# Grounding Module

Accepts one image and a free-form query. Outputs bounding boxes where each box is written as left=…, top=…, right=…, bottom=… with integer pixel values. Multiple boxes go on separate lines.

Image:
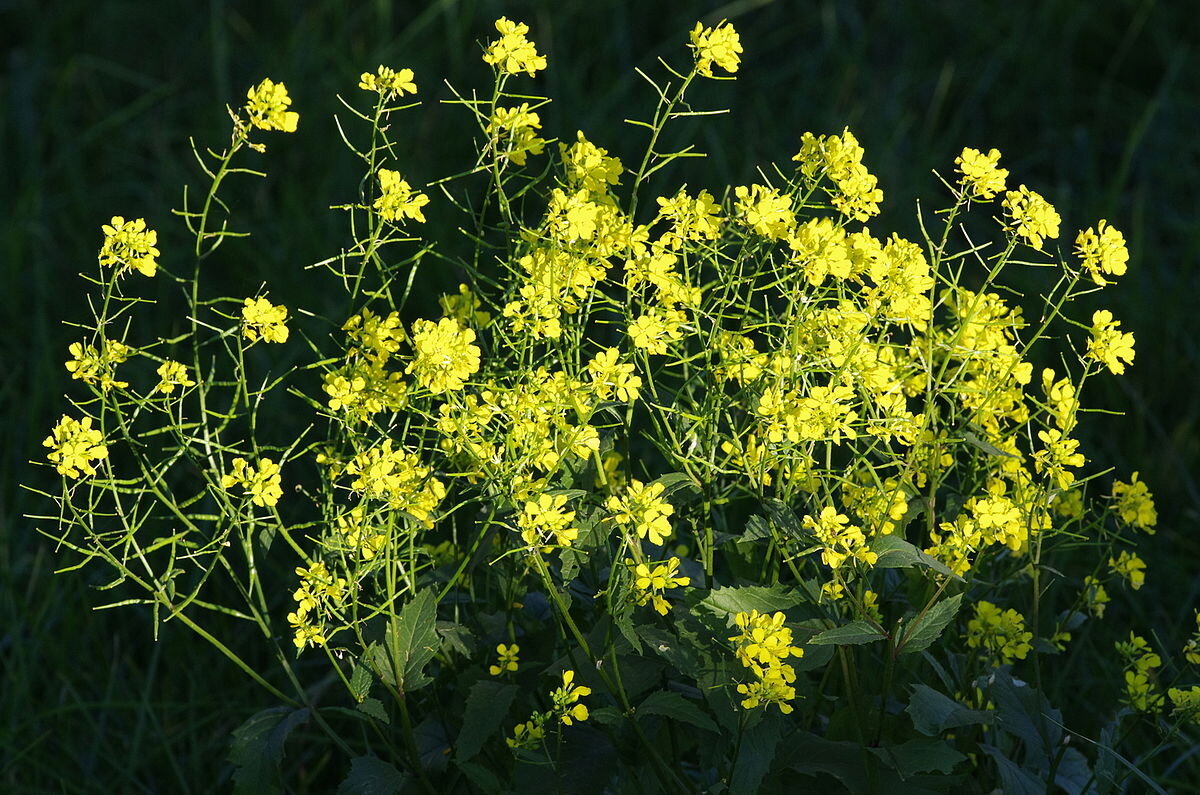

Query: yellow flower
left=487, top=104, right=546, bottom=166
left=1111, top=472, right=1157, bottom=533
left=587, top=347, right=642, bottom=402
left=358, top=65, right=417, bottom=98
left=630, top=556, right=690, bottom=615
left=733, top=184, right=794, bottom=240
left=99, top=216, right=159, bottom=277
left=155, top=360, right=195, bottom=394
left=244, top=78, right=299, bottom=133
left=1003, top=185, right=1060, bottom=250
left=1075, top=220, right=1129, bottom=285
left=967, top=601, right=1032, bottom=665
left=241, top=297, right=289, bottom=343
left=65, top=340, right=132, bottom=392
left=220, top=456, right=283, bottom=507
left=606, top=480, right=674, bottom=547
left=954, top=147, right=1008, bottom=200
left=407, top=317, right=481, bottom=394
left=373, top=168, right=430, bottom=223
left=1109, top=550, right=1147, bottom=591
left=482, top=17, right=546, bottom=76
left=43, top=414, right=109, bottom=479
left=689, top=20, right=742, bottom=77
left=1086, top=309, right=1135, bottom=375
left=518, top=493, right=578, bottom=551
left=489, top=643, right=520, bottom=676
left=550, top=670, right=591, bottom=725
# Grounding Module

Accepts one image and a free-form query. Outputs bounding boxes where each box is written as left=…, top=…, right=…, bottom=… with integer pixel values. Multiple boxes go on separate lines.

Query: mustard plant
left=31, top=17, right=1197, bottom=793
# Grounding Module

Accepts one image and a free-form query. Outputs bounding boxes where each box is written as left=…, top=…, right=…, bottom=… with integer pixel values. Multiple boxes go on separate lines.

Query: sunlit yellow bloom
left=43, top=414, right=108, bottom=479
left=244, top=78, right=298, bottom=133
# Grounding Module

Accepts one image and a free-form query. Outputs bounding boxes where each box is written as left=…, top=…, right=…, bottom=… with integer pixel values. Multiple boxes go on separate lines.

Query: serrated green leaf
left=637, top=690, right=717, bottom=733
left=870, top=534, right=962, bottom=580
left=979, top=744, right=1043, bottom=795
left=730, top=712, right=782, bottom=795
left=762, top=498, right=811, bottom=541
left=907, top=684, right=992, bottom=736
left=870, top=738, right=965, bottom=777
left=899, top=593, right=963, bottom=655
left=742, top=514, right=771, bottom=542
left=589, top=706, right=624, bottom=726
left=696, top=585, right=803, bottom=618
left=637, top=624, right=703, bottom=678
left=456, top=760, right=502, bottom=793
left=385, top=589, right=439, bottom=694
left=356, top=697, right=389, bottom=724
left=349, top=662, right=372, bottom=702
left=455, top=680, right=518, bottom=763
left=336, top=755, right=407, bottom=795
left=436, top=620, right=475, bottom=659
left=228, top=707, right=309, bottom=795
left=806, top=620, right=886, bottom=646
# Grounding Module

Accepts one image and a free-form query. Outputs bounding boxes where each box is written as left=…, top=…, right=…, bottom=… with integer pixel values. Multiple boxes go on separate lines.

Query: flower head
left=1086, top=309, right=1135, bottom=375
left=550, top=670, right=592, bottom=725
left=482, top=17, right=547, bottom=76
left=489, top=643, right=520, bottom=676
left=99, top=216, right=159, bottom=277
left=44, top=415, right=109, bottom=479
left=220, top=456, right=283, bottom=507
left=1075, top=220, right=1129, bottom=286
left=374, top=168, right=430, bottom=224
left=1003, top=185, right=1060, bottom=250
left=1111, top=473, right=1157, bottom=533
left=955, top=147, right=1008, bottom=200
left=967, top=601, right=1032, bottom=665
left=407, top=317, right=481, bottom=394
left=241, top=297, right=289, bottom=343
left=689, top=20, right=742, bottom=77
left=155, top=360, right=195, bottom=394
left=244, top=78, right=299, bottom=133
left=358, top=65, right=417, bottom=99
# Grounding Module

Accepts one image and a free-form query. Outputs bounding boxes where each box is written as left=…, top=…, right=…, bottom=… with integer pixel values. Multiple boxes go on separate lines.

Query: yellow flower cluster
left=65, top=339, right=132, bottom=392
left=1033, top=428, right=1086, bottom=490
left=1183, top=612, right=1200, bottom=666
left=1086, top=309, right=1136, bottom=375
left=549, top=670, right=591, bottom=725
left=344, top=440, right=445, bottom=526
left=155, top=359, right=195, bottom=394
left=802, top=506, right=878, bottom=572
left=606, top=479, right=674, bottom=547
left=561, top=131, right=623, bottom=194
left=793, top=129, right=883, bottom=221
left=487, top=103, right=546, bottom=166
left=220, top=456, right=283, bottom=507
left=733, top=184, right=794, bottom=240
left=966, top=601, right=1032, bottom=666
left=99, top=216, right=159, bottom=277
left=518, top=492, right=578, bottom=552
left=287, top=561, right=347, bottom=650
left=1111, top=473, right=1158, bottom=533
left=1082, top=575, right=1111, bottom=618
left=407, top=317, right=481, bottom=394
left=1116, top=632, right=1163, bottom=712
left=1168, top=686, right=1200, bottom=724
left=1002, top=185, right=1060, bottom=250
left=1109, top=550, right=1147, bottom=591
left=373, top=168, right=430, bottom=224
left=439, top=283, right=492, bottom=328
left=358, top=65, right=417, bottom=99
left=655, top=188, right=723, bottom=249
left=688, top=20, right=742, bottom=78
left=629, top=556, right=690, bottom=615
left=586, top=348, right=642, bottom=402
left=44, top=414, right=109, bottom=479
left=241, top=297, right=289, bottom=343
left=244, top=78, right=299, bottom=133
left=1075, top=220, right=1129, bottom=286
left=323, top=309, right=409, bottom=423
left=730, top=610, right=804, bottom=714
left=333, top=504, right=387, bottom=560
left=954, top=147, right=1008, bottom=200
left=482, top=17, right=546, bottom=77
left=757, top=381, right=859, bottom=445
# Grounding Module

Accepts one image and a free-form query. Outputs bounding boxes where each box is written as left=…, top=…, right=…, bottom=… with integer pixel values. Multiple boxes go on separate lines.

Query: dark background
left=3, top=0, right=1198, bottom=790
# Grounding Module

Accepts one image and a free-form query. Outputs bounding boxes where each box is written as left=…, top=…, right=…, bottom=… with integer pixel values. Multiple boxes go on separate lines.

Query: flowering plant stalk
left=31, top=17, right=1198, bottom=792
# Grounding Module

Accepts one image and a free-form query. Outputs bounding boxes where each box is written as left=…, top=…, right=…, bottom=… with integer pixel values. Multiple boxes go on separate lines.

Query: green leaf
left=456, top=760, right=502, bottom=794
left=436, top=620, right=475, bottom=659
left=907, top=684, right=992, bottom=736
left=589, top=706, right=624, bottom=726
left=336, top=755, right=407, bottom=795
left=228, top=707, right=309, bottom=795
left=385, top=589, right=439, bottom=695
left=871, top=534, right=962, bottom=580
left=763, top=498, right=811, bottom=541
left=349, top=661, right=372, bottom=702
left=455, top=680, right=518, bottom=763
left=730, top=712, right=782, bottom=795
left=637, top=624, right=704, bottom=678
left=962, top=425, right=1019, bottom=458
left=742, top=514, right=772, bottom=542
left=355, top=697, right=389, bottom=724
left=979, top=744, right=1043, bottom=795
left=806, top=620, right=886, bottom=646
left=696, top=584, right=803, bottom=619
left=652, top=472, right=700, bottom=500
left=899, top=593, right=963, bottom=655
left=870, top=738, right=965, bottom=777
left=636, top=690, right=717, bottom=733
